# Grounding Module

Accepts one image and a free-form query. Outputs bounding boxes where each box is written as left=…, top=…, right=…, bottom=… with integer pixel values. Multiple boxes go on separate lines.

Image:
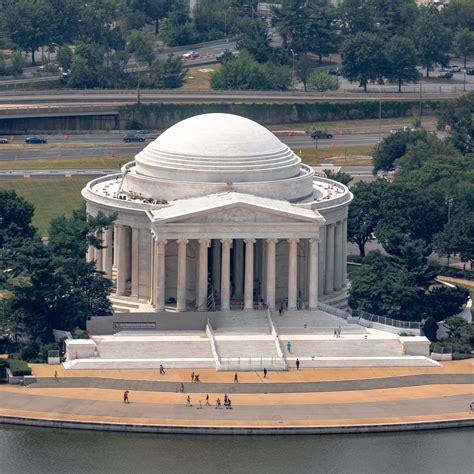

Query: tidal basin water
left=0, top=425, right=472, bottom=474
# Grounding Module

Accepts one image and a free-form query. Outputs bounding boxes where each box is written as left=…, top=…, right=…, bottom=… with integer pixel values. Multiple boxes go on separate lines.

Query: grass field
left=181, top=64, right=220, bottom=90
left=0, top=155, right=131, bottom=170
left=297, top=145, right=374, bottom=166
left=0, top=178, right=89, bottom=236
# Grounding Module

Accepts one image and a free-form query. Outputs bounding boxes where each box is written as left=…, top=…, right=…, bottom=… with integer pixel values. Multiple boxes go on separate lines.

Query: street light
left=445, top=197, right=454, bottom=266
left=290, top=49, right=296, bottom=89
left=378, top=87, right=382, bottom=144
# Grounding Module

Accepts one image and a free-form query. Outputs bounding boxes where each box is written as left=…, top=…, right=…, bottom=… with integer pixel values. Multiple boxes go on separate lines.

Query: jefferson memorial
left=82, top=113, right=352, bottom=313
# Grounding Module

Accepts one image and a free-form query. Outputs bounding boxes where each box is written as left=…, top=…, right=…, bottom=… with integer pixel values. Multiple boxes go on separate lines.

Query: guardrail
left=206, top=319, right=222, bottom=370
left=318, top=302, right=350, bottom=320
left=266, top=308, right=287, bottom=370
left=221, top=356, right=287, bottom=371
left=355, top=309, right=420, bottom=329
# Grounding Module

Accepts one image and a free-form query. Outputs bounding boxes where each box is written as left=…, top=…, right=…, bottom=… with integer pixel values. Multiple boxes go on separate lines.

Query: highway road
left=0, top=132, right=385, bottom=161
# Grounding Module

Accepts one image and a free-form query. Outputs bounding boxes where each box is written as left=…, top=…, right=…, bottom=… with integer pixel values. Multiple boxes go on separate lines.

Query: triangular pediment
left=149, top=193, right=322, bottom=225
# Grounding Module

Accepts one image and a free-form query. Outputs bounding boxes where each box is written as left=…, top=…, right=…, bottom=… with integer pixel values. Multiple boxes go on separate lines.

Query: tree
left=127, top=28, right=155, bottom=67
left=426, top=286, right=470, bottom=323
left=273, top=0, right=311, bottom=54
left=77, top=0, right=118, bottom=45
left=150, top=54, right=185, bottom=89
left=160, top=0, right=195, bottom=46
left=324, top=169, right=353, bottom=186
left=67, top=55, right=99, bottom=88
left=10, top=51, right=26, bottom=76
left=443, top=316, right=469, bottom=339
left=454, top=28, right=474, bottom=69
left=306, top=5, right=339, bottom=64
left=384, top=36, right=419, bottom=92
left=4, top=0, right=56, bottom=65
left=341, top=32, right=384, bottom=91
left=347, top=181, right=386, bottom=257
left=437, top=92, right=474, bottom=155
left=413, top=7, right=452, bottom=78
left=126, top=0, right=173, bottom=34
left=236, top=19, right=273, bottom=63
left=442, top=0, right=474, bottom=31
left=372, top=130, right=428, bottom=173
left=295, top=55, right=314, bottom=91
left=423, top=316, right=438, bottom=342
left=308, top=70, right=338, bottom=91
left=57, top=46, right=73, bottom=71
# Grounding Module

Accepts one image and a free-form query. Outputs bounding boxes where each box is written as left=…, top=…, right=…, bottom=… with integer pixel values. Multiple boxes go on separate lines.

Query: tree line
left=0, top=0, right=473, bottom=90
left=346, top=93, right=473, bottom=334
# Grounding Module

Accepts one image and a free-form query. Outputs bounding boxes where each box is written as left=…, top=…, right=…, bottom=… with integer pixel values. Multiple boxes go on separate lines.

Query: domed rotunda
left=82, top=113, right=352, bottom=313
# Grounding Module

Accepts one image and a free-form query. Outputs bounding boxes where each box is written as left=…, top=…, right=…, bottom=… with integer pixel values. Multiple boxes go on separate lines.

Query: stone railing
left=221, top=357, right=287, bottom=371
left=266, top=308, right=288, bottom=370
left=206, top=320, right=222, bottom=370
left=318, top=302, right=350, bottom=320
left=355, top=309, right=421, bottom=336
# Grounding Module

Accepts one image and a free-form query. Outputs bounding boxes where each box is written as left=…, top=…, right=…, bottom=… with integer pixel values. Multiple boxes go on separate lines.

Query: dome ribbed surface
left=134, top=113, right=301, bottom=183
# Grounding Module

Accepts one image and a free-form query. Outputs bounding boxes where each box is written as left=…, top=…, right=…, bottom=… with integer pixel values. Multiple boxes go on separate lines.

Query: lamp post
left=290, top=49, right=296, bottom=89
left=378, top=87, right=382, bottom=144
left=446, top=197, right=454, bottom=266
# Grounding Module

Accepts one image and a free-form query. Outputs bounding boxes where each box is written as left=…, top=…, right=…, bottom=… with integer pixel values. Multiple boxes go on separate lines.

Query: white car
left=447, top=65, right=461, bottom=73
left=182, top=51, right=199, bottom=59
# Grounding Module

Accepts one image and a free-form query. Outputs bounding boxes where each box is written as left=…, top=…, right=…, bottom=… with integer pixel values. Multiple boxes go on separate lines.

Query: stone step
left=285, top=356, right=439, bottom=368
left=64, top=359, right=215, bottom=370
left=215, top=339, right=278, bottom=359
left=279, top=338, right=403, bottom=358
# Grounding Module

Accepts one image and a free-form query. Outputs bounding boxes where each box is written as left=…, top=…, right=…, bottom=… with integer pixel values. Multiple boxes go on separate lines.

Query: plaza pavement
left=0, top=360, right=471, bottom=430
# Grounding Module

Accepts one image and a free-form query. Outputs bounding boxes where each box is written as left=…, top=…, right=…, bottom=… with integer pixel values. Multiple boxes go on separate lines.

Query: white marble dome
left=134, top=113, right=301, bottom=183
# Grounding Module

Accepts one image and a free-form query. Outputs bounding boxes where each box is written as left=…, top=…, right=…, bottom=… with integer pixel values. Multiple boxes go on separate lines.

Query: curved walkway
left=0, top=360, right=471, bottom=435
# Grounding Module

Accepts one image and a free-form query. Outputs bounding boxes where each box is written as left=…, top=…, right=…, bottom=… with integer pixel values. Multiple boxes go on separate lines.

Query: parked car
left=0, top=138, right=8, bottom=144
left=25, top=136, right=47, bottom=144
left=438, top=71, right=453, bottom=79
left=182, top=51, right=199, bottom=59
left=390, top=126, right=417, bottom=135
left=123, top=133, right=146, bottom=143
left=311, top=130, right=333, bottom=139
left=447, top=64, right=461, bottom=73
left=466, top=68, right=474, bottom=76
left=328, top=67, right=340, bottom=76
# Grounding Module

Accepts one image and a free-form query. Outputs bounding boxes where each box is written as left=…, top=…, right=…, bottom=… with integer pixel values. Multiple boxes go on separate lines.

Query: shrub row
left=6, top=359, right=32, bottom=377
left=120, top=100, right=447, bottom=130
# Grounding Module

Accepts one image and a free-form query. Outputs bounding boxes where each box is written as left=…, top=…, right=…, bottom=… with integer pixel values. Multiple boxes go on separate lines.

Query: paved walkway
left=0, top=360, right=469, bottom=430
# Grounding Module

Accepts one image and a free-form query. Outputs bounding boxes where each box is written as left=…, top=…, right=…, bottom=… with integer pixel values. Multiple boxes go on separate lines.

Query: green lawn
left=0, top=155, right=130, bottom=170
left=0, top=178, right=90, bottom=236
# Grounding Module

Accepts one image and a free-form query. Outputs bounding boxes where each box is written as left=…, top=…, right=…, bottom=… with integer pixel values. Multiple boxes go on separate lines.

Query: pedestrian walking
left=334, top=329, right=337, bottom=338
left=234, top=372, right=239, bottom=383
left=191, top=372, right=195, bottom=382
left=226, top=398, right=232, bottom=409
left=197, top=400, right=203, bottom=409
left=159, top=364, right=165, bottom=375
left=194, top=374, right=200, bottom=382
left=175, top=384, right=179, bottom=393
left=338, top=326, right=342, bottom=337
left=279, top=307, right=282, bottom=317
left=216, top=397, right=222, bottom=409
left=54, top=370, right=58, bottom=382
left=180, top=383, right=185, bottom=393
left=206, top=394, right=210, bottom=406
left=263, top=368, right=268, bottom=378
left=287, top=341, right=292, bottom=353
left=123, top=390, right=129, bottom=404
left=224, top=394, right=228, bottom=404
left=470, top=402, right=474, bottom=414
left=186, top=395, right=192, bottom=407
left=296, top=358, right=300, bottom=370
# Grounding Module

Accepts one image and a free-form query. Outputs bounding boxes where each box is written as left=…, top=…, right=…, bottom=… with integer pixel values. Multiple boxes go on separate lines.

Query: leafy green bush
left=20, top=342, right=40, bottom=361
left=7, top=359, right=32, bottom=376
left=38, top=343, right=60, bottom=362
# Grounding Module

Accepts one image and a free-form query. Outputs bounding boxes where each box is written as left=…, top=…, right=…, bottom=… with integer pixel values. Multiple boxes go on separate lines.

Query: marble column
left=325, top=224, right=335, bottom=294
left=154, top=239, right=166, bottom=311
left=86, top=245, right=94, bottom=263
left=131, top=228, right=140, bottom=297
left=95, top=232, right=103, bottom=272
left=265, top=239, right=277, bottom=308
left=112, top=224, right=119, bottom=273
left=116, top=225, right=128, bottom=296
left=176, top=239, right=188, bottom=311
left=318, top=225, right=326, bottom=297
left=220, top=239, right=232, bottom=310
left=212, top=240, right=221, bottom=293
left=308, top=238, right=319, bottom=309
left=197, top=239, right=210, bottom=311
left=342, top=218, right=348, bottom=287
left=103, top=227, right=113, bottom=279
left=244, top=239, right=255, bottom=310
left=334, top=221, right=343, bottom=291
left=234, top=239, right=244, bottom=299
left=287, top=238, right=299, bottom=310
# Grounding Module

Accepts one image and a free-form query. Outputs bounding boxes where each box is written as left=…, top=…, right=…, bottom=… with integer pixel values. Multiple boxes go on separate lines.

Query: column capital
left=220, top=238, right=233, bottom=246
left=244, top=238, right=256, bottom=245
left=266, top=238, right=278, bottom=244
left=288, top=237, right=300, bottom=244
left=308, top=237, right=319, bottom=244
left=177, top=239, right=189, bottom=245
left=198, top=239, right=211, bottom=247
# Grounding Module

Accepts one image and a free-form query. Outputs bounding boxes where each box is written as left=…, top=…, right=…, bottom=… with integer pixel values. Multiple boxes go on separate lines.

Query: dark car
left=438, top=71, right=453, bottom=79
left=311, top=130, right=333, bottom=139
left=466, top=68, right=474, bottom=76
left=0, top=138, right=8, bottom=144
left=25, top=136, right=47, bottom=144
left=123, top=133, right=146, bottom=143
left=328, top=67, right=340, bottom=76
